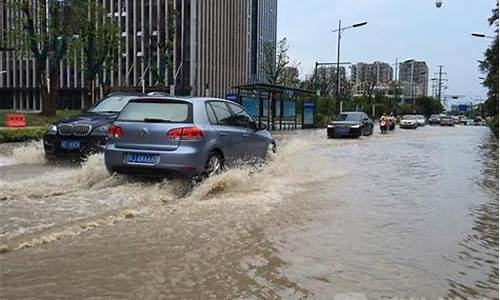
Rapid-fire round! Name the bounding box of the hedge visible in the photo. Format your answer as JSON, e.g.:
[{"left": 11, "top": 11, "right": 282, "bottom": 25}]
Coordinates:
[
  {"left": 488, "top": 116, "right": 499, "bottom": 138},
  {"left": 0, "top": 110, "right": 80, "bottom": 127},
  {"left": 0, "top": 127, "right": 46, "bottom": 143}
]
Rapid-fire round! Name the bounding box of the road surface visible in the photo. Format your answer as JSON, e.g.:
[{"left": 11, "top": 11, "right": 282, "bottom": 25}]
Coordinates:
[{"left": 0, "top": 126, "right": 498, "bottom": 299}]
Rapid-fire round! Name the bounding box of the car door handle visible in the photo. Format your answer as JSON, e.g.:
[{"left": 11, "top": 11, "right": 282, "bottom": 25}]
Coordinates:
[
  {"left": 219, "top": 132, "right": 228, "bottom": 137},
  {"left": 242, "top": 134, "right": 250, "bottom": 138}
]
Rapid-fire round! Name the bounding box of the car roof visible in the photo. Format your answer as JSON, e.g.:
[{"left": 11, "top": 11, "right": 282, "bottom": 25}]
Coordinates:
[
  {"left": 126, "top": 96, "right": 237, "bottom": 104},
  {"left": 340, "top": 111, "right": 364, "bottom": 115},
  {"left": 105, "top": 92, "right": 145, "bottom": 97}
]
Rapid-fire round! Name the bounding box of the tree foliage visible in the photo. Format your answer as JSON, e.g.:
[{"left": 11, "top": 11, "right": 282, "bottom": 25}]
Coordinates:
[
  {"left": 415, "top": 96, "right": 444, "bottom": 116},
  {"left": 263, "top": 38, "right": 290, "bottom": 84},
  {"left": 6, "top": 1, "right": 125, "bottom": 113},
  {"left": 277, "top": 64, "right": 302, "bottom": 88},
  {"left": 479, "top": 3, "right": 499, "bottom": 118},
  {"left": 71, "top": 1, "right": 120, "bottom": 108},
  {"left": 7, "top": 0, "right": 77, "bottom": 116},
  {"left": 148, "top": 6, "right": 177, "bottom": 89}
]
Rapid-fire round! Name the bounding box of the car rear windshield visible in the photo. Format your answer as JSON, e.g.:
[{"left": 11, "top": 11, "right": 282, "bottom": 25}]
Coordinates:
[
  {"left": 402, "top": 115, "right": 415, "bottom": 119},
  {"left": 117, "top": 100, "right": 192, "bottom": 123},
  {"left": 88, "top": 96, "right": 133, "bottom": 113},
  {"left": 336, "top": 113, "right": 361, "bottom": 121}
]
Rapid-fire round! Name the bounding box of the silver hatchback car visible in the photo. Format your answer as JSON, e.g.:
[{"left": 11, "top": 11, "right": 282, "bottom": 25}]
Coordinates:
[{"left": 104, "top": 97, "right": 276, "bottom": 178}]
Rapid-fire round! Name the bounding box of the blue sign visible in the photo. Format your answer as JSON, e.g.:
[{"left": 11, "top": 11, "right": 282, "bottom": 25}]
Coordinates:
[
  {"left": 242, "top": 97, "right": 258, "bottom": 117},
  {"left": 303, "top": 101, "right": 315, "bottom": 126},
  {"left": 458, "top": 104, "right": 468, "bottom": 113},
  {"left": 283, "top": 101, "right": 295, "bottom": 118},
  {"left": 225, "top": 94, "right": 238, "bottom": 101}
]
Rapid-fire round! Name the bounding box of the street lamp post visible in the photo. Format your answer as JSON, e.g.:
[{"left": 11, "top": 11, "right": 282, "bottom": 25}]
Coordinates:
[
  {"left": 471, "top": 33, "right": 496, "bottom": 39},
  {"left": 332, "top": 20, "right": 367, "bottom": 114}
]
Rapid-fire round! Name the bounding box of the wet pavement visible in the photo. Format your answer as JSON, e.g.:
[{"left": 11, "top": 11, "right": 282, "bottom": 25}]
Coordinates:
[{"left": 0, "top": 126, "right": 498, "bottom": 299}]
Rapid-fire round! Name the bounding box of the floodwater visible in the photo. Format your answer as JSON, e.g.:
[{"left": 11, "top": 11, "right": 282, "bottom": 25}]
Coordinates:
[{"left": 0, "top": 126, "right": 498, "bottom": 299}]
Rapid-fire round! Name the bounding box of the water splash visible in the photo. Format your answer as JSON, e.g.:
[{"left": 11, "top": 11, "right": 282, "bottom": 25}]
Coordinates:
[
  {"left": 188, "top": 138, "right": 322, "bottom": 204},
  {"left": 10, "top": 141, "right": 46, "bottom": 165},
  {"left": 1, "top": 137, "right": 325, "bottom": 253}
]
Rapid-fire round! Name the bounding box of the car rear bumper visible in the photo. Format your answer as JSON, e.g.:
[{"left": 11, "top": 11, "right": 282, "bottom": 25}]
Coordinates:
[
  {"left": 43, "top": 134, "right": 107, "bottom": 157},
  {"left": 327, "top": 127, "right": 362, "bottom": 138},
  {"left": 400, "top": 123, "right": 418, "bottom": 129},
  {"left": 104, "top": 144, "right": 207, "bottom": 176}
]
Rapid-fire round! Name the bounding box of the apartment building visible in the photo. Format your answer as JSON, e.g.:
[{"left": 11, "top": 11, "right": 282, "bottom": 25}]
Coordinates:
[
  {"left": 399, "top": 59, "right": 429, "bottom": 99},
  {"left": 0, "top": 0, "right": 277, "bottom": 110},
  {"left": 351, "top": 61, "right": 393, "bottom": 97}
]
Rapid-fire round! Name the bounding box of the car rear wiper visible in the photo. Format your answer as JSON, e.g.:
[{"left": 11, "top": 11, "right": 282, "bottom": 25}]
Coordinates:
[{"left": 143, "top": 118, "right": 173, "bottom": 123}]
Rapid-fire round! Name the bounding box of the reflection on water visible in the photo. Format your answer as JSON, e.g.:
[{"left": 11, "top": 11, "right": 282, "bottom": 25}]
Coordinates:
[
  {"left": 274, "top": 126, "right": 499, "bottom": 299},
  {"left": 0, "top": 126, "right": 498, "bottom": 299},
  {"left": 448, "top": 136, "right": 498, "bottom": 299}
]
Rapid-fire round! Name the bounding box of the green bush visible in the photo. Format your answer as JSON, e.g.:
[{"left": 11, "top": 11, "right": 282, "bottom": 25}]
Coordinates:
[
  {"left": 0, "top": 127, "right": 46, "bottom": 143},
  {"left": 0, "top": 110, "right": 80, "bottom": 127},
  {"left": 488, "top": 115, "right": 499, "bottom": 138}
]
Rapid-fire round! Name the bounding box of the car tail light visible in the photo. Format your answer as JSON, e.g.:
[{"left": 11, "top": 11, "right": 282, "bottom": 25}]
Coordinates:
[
  {"left": 167, "top": 127, "right": 204, "bottom": 141},
  {"left": 107, "top": 125, "right": 123, "bottom": 139}
]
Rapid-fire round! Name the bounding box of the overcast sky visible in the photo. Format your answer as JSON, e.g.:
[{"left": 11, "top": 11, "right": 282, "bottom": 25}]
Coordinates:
[{"left": 277, "top": 0, "right": 497, "bottom": 103}]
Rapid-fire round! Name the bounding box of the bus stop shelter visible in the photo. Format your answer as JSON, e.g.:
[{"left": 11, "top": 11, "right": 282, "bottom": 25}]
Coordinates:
[{"left": 228, "top": 83, "right": 316, "bottom": 130}]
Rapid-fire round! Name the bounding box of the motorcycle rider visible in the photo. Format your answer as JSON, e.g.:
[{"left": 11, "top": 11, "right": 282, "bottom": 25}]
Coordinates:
[
  {"left": 380, "top": 112, "right": 389, "bottom": 124},
  {"left": 389, "top": 113, "right": 396, "bottom": 130},
  {"left": 379, "top": 113, "right": 389, "bottom": 133}
]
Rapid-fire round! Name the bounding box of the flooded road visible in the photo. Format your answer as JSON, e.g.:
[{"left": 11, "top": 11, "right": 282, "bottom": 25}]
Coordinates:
[{"left": 0, "top": 126, "right": 498, "bottom": 299}]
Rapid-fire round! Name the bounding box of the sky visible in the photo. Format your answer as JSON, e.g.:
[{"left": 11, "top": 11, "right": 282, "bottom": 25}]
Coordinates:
[{"left": 277, "top": 0, "right": 497, "bottom": 104}]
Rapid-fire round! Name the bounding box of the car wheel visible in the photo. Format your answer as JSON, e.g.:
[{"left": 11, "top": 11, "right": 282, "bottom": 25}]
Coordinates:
[
  {"left": 204, "top": 151, "right": 224, "bottom": 178},
  {"left": 271, "top": 142, "right": 277, "bottom": 154},
  {"left": 363, "top": 126, "right": 371, "bottom": 136}
]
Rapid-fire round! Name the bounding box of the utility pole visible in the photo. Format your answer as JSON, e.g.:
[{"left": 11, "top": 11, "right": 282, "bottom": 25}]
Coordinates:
[
  {"left": 437, "top": 65, "right": 445, "bottom": 103},
  {"left": 431, "top": 78, "right": 437, "bottom": 99},
  {"left": 336, "top": 20, "right": 342, "bottom": 108},
  {"left": 394, "top": 58, "right": 399, "bottom": 102},
  {"left": 411, "top": 61, "right": 415, "bottom": 112}
]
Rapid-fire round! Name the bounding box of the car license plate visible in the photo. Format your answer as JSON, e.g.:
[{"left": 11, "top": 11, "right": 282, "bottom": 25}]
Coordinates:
[
  {"left": 336, "top": 127, "right": 348, "bottom": 134},
  {"left": 61, "top": 140, "right": 80, "bottom": 150},
  {"left": 126, "top": 153, "right": 157, "bottom": 165}
]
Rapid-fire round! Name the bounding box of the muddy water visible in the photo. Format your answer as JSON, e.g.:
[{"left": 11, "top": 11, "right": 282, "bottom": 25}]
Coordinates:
[{"left": 0, "top": 126, "right": 497, "bottom": 299}]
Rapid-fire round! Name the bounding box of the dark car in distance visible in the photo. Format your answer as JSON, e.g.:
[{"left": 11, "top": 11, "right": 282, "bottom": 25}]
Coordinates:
[
  {"left": 327, "top": 112, "right": 374, "bottom": 138},
  {"left": 429, "top": 114, "right": 441, "bottom": 125},
  {"left": 43, "top": 93, "right": 142, "bottom": 158}
]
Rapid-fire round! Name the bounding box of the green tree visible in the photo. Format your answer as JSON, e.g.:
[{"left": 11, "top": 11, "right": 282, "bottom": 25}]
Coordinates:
[
  {"left": 415, "top": 96, "right": 444, "bottom": 116},
  {"left": 7, "top": 0, "right": 76, "bottom": 116},
  {"left": 263, "top": 38, "right": 290, "bottom": 84},
  {"left": 278, "top": 64, "right": 302, "bottom": 88},
  {"left": 479, "top": 4, "right": 499, "bottom": 118},
  {"left": 148, "top": 7, "right": 177, "bottom": 89},
  {"left": 303, "top": 66, "right": 335, "bottom": 97},
  {"left": 71, "top": 1, "right": 120, "bottom": 109}
]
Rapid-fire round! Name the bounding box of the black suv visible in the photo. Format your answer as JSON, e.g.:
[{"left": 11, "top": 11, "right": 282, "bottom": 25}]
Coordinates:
[{"left": 43, "top": 93, "right": 142, "bottom": 158}]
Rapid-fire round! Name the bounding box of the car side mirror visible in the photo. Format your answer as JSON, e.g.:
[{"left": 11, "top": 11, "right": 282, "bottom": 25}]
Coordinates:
[{"left": 256, "top": 123, "right": 267, "bottom": 131}]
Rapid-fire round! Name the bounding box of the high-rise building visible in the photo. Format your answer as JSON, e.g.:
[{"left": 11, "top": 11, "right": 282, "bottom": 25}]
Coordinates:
[
  {"left": 248, "top": 0, "right": 277, "bottom": 84},
  {"left": 398, "top": 59, "right": 429, "bottom": 99},
  {"left": 0, "top": 0, "right": 277, "bottom": 110},
  {"left": 351, "top": 61, "right": 393, "bottom": 97}
]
